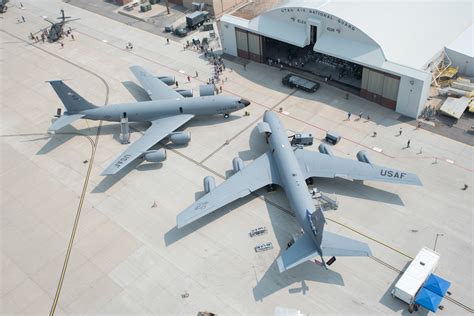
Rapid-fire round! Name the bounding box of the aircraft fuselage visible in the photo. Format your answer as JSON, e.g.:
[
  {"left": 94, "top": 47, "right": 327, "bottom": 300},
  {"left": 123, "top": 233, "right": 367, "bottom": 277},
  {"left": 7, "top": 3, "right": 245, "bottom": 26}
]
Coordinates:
[
  {"left": 81, "top": 95, "right": 246, "bottom": 122},
  {"left": 264, "top": 111, "right": 323, "bottom": 253}
]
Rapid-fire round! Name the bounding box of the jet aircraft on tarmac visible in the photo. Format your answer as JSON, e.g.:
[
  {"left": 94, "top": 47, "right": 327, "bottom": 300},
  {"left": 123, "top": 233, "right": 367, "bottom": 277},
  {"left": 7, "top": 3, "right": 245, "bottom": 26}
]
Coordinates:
[
  {"left": 47, "top": 65, "right": 250, "bottom": 175},
  {"left": 177, "top": 111, "right": 422, "bottom": 273}
]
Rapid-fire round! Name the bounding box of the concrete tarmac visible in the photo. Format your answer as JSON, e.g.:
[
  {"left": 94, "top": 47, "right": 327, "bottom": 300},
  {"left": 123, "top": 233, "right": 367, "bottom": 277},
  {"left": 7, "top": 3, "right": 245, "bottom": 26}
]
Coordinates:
[{"left": 1, "top": 0, "right": 472, "bottom": 314}]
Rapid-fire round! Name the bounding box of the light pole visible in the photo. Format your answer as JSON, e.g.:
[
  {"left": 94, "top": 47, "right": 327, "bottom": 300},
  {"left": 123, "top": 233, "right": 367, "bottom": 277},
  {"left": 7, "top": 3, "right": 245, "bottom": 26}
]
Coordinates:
[{"left": 433, "top": 233, "right": 444, "bottom": 251}]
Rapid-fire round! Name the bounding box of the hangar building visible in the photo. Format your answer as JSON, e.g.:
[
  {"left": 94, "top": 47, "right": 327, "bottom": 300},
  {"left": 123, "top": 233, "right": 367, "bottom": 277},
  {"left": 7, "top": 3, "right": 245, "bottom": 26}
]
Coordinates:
[
  {"left": 446, "top": 24, "right": 474, "bottom": 77},
  {"left": 220, "top": 0, "right": 473, "bottom": 118}
]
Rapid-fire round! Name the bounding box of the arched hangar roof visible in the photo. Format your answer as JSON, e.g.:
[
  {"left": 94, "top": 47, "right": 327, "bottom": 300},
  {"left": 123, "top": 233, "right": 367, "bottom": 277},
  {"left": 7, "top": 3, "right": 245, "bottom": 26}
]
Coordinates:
[{"left": 262, "top": 0, "right": 473, "bottom": 70}]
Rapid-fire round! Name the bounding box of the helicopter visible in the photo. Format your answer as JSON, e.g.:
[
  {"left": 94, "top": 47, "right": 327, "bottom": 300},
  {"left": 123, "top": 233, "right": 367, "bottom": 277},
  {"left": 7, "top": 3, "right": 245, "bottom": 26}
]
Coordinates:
[{"left": 43, "top": 9, "right": 79, "bottom": 42}]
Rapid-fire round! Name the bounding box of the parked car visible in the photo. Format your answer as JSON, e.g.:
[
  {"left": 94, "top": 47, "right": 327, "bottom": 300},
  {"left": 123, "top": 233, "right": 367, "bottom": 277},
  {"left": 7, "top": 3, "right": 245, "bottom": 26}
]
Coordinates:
[
  {"left": 282, "top": 74, "right": 320, "bottom": 92},
  {"left": 173, "top": 27, "right": 188, "bottom": 37}
]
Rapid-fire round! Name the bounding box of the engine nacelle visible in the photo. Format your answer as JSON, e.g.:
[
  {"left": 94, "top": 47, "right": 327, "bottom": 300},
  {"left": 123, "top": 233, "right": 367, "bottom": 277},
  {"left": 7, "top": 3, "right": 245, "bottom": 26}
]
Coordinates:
[
  {"left": 144, "top": 148, "right": 167, "bottom": 162},
  {"left": 199, "top": 84, "right": 215, "bottom": 96},
  {"left": 356, "top": 150, "right": 373, "bottom": 164},
  {"left": 157, "top": 76, "right": 175, "bottom": 86},
  {"left": 318, "top": 143, "right": 334, "bottom": 156},
  {"left": 232, "top": 157, "right": 244, "bottom": 173},
  {"left": 169, "top": 131, "right": 191, "bottom": 145},
  {"left": 203, "top": 176, "right": 216, "bottom": 193},
  {"left": 175, "top": 89, "right": 193, "bottom": 98}
]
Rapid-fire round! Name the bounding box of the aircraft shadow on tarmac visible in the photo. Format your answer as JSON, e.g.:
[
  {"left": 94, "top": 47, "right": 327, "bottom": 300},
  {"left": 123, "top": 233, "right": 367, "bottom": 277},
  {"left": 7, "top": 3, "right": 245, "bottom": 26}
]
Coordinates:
[
  {"left": 252, "top": 192, "right": 345, "bottom": 301},
  {"left": 235, "top": 126, "right": 268, "bottom": 162},
  {"left": 34, "top": 112, "right": 242, "bottom": 192},
  {"left": 313, "top": 177, "right": 404, "bottom": 206},
  {"left": 35, "top": 125, "right": 90, "bottom": 155},
  {"left": 164, "top": 182, "right": 345, "bottom": 300},
  {"left": 164, "top": 190, "right": 257, "bottom": 246},
  {"left": 163, "top": 164, "right": 406, "bottom": 302}
]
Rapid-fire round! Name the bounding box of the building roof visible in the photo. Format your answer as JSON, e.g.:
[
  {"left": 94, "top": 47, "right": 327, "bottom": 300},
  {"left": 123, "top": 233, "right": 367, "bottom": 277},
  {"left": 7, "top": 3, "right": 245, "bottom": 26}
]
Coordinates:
[
  {"left": 446, "top": 24, "right": 474, "bottom": 58},
  {"left": 227, "top": 0, "right": 473, "bottom": 70}
]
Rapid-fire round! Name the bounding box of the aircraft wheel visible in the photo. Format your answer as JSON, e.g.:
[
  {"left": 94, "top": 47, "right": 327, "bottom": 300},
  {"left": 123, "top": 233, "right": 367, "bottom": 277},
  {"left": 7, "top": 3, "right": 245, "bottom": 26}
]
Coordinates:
[{"left": 224, "top": 113, "right": 229, "bottom": 119}]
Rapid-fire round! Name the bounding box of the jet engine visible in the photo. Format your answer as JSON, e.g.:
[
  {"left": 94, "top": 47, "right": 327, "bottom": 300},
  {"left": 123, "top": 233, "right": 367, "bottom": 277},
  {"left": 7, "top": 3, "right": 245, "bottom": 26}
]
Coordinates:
[
  {"left": 318, "top": 143, "right": 334, "bottom": 156},
  {"left": 169, "top": 131, "right": 191, "bottom": 145},
  {"left": 157, "top": 76, "right": 175, "bottom": 86},
  {"left": 199, "top": 84, "right": 215, "bottom": 96},
  {"left": 356, "top": 150, "right": 373, "bottom": 164},
  {"left": 175, "top": 89, "right": 193, "bottom": 98},
  {"left": 144, "top": 149, "right": 167, "bottom": 162},
  {"left": 232, "top": 157, "right": 244, "bottom": 173},
  {"left": 203, "top": 176, "right": 216, "bottom": 193}
]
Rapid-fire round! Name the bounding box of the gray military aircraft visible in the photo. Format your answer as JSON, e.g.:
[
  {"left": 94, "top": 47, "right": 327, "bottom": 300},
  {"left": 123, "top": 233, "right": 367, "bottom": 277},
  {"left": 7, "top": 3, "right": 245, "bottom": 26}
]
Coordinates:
[
  {"left": 47, "top": 65, "right": 250, "bottom": 175},
  {"left": 177, "top": 111, "right": 422, "bottom": 273}
]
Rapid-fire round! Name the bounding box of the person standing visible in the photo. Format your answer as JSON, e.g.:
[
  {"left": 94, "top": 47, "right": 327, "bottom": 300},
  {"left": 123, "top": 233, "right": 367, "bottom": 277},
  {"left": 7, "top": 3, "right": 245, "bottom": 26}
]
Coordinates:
[
  {"left": 187, "top": 75, "right": 190, "bottom": 83},
  {"left": 347, "top": 112, "right": 351, "bottom": 120},
  {"left": 407, "top": 139, "right": 411, "bottom": 148},
  {"left": 21, "top": 16, "right": 25, "bottom": 22}
]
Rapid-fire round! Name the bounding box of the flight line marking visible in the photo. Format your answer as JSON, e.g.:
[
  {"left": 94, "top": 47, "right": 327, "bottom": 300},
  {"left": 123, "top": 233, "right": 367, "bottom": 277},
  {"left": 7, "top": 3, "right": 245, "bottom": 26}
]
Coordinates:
[
  {"left": 3, "top": 19, "right": 472, "bottom": 312},
  {"left": 77, "top": 28, "right": 473, "bottom": 173},
  {"left": 0, "top": 30, "right": 110, "bottom": 316},
  {"left": 199, "top": 90, "right": 297, "bottom": 165}
]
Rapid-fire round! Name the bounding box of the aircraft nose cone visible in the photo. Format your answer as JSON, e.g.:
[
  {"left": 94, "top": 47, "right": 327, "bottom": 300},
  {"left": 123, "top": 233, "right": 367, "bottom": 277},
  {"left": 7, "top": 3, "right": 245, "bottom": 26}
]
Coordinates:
[{"left": 240, "top": 98, "right": 251, "bottom": 107}]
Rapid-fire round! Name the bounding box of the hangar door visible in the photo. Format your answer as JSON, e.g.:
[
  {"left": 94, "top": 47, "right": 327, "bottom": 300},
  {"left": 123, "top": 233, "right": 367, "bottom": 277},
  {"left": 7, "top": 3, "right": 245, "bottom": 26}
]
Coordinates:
[
  {"left": 235, "top": 28, "right": 262, "bottom": 63},
  {"left": 360, "top": 68, "right": 400, "bottom": 109}
]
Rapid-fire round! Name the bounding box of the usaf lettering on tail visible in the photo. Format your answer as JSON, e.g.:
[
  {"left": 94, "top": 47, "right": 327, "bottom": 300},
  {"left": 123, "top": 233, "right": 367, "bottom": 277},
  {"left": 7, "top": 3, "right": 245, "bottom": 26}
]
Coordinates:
[
  {"left": 177, "top": 111, "right": 422, "bottom": 274},
  {"left": 380, "top": 170, "right": 407, "bottom": 179}
]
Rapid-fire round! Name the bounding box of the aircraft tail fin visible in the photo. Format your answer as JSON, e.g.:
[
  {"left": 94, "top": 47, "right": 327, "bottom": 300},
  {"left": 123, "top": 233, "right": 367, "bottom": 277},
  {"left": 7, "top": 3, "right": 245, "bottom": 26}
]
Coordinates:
[
  {"left": 277, "top": 231, "right": 371, "bottom": 273},
  {"left": 48, "top": 80, "right": 97, "bottom": 113},
  {"left": 48, "top": 113, "right": 84, "bottom": 132}
]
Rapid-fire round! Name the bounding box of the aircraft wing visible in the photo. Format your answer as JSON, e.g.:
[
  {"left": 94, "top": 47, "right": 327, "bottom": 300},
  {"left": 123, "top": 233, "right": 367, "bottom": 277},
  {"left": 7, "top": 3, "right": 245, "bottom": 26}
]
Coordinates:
[
  {"left": 129, "top": 65, "right": 182, "bottom": 101},
  {"left": 101, "top": 114, "right": 194, "bottom": 175},
  {"left": 177, "top": 151, "right": 280, "bottom": 228},
  {"left": 295, "top": 149, "right": 422, "bottom": 185}
]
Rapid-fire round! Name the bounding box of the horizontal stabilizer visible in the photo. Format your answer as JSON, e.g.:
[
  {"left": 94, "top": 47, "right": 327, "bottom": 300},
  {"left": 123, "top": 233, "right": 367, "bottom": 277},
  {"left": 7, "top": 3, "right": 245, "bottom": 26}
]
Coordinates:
[
  {"left": 277, "top": 231, "right": 372, "bottom": 273},
  {"left": 277, "top": 233, "right": 320, "bottom": 273},
  {"left": 48, "top": 114, "right": 84, "bottom": 132},
  {"left": 321, "top": 231, "right": 372, "bottom": 257}
]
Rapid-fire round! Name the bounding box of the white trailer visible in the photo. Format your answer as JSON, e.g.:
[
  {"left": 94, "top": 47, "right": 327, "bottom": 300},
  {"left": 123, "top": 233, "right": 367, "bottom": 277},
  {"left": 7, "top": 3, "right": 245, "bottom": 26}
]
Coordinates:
[{"left": 391, "top": 247, "right": 440, "bottom": 307}]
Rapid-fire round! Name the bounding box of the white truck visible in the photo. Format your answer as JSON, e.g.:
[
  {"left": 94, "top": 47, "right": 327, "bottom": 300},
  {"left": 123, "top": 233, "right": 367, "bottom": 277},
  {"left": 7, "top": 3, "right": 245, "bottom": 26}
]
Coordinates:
[{"left": 391, "top": 247, "right": 440, "bottom": 311}]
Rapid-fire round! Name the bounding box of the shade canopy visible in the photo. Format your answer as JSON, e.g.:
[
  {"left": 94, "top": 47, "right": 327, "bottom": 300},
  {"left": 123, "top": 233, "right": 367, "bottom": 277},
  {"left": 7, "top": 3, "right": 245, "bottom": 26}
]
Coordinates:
[
  {"left": 423, "top": 274, "right": 451, "bottom": 297},
  {"left": 415, "top": 288, "right": 443, "bottom": 312}
]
